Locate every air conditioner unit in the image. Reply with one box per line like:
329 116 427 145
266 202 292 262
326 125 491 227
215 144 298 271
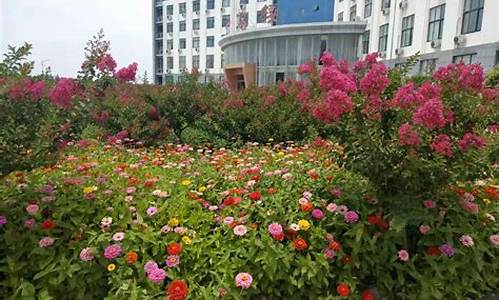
379 51 387 58
453 35 466 46
205 68 209 73
220 7 225 12
205 9 209 13
382 8 390 15
430 40 441 49
399 0 408 9
395 48 404 56
195 10 200 15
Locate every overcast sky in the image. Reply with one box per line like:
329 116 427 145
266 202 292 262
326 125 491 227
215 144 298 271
1 0 152 79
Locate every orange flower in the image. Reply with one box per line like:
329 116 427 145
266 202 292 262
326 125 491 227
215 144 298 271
126 251 138 264
329 240 341 251
300 201 313 212
294 238 309 251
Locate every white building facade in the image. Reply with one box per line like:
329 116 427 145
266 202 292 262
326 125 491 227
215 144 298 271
153 0 275 84
334 0 499 73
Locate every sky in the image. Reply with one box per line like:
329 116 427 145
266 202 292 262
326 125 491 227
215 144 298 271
0 0 152 80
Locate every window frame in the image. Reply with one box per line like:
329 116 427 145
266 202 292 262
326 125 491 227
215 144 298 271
179 21 186 32
338 12 344 22
349 5 357 21
362 30 370 54
364 0 372 18
206 54 215 69
207 17 215 29
381 0 391 10
378 23 389 52
206 36 215 47
452 53 477 64
427 4 445 41
193 19 200 30
461 0 484 34
400 14 414 47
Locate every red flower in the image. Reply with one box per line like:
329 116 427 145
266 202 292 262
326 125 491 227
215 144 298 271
41 219 56 230
362 289 376 300
223 196 241 206
251 175 260 181
166 280 188 300
367 215 381 225
272 232 285 241
267 187 277 195
329 241 341 251
300 201 313 212
293 238 309 251
377 220 389 230
167 243 182 255
248 191 261 201
426 246 441 256
336 283 350 297
485 187 498 200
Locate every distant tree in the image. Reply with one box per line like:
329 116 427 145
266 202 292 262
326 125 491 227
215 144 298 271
140 71 150 84
78 29 111 80
0 42 35 77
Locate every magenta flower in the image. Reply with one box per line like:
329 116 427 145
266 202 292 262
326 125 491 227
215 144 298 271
144 260 158 273
0 215 6 227
80 247 95 261
267 223 283 236
48 78 80 108
103 244 122 260
412 98 446 130
27 80 46 101
431 134 453 158
235 272 253 289
324 248 336 260
26 204 39 215
97 54 117 72
297 63 313 75
114 62 138 82
423 200 436 208
311 209 324 221
147 267 166 284
166 255 180 267
39 237 55 248
439 243 455 257
359 63 390 97
398 123 420 147
458 133 486 153
233 225 247 236
24 218 35 229
344 211 359 224
398 249 409 262
146 206 158 216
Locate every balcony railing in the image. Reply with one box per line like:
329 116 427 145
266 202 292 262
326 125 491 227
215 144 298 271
156 50 164 56
156 33 163 39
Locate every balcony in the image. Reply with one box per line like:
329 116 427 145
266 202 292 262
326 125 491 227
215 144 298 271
156 49 164 56
155 33 163 39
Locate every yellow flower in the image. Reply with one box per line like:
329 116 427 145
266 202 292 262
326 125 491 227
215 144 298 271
83 186 97 194
298 220 311 231
182 236 192 244
198 186 207 193
181 179 191 186
483 198 491 205
107 264 116 272
277 151 285 157
168 218 180 227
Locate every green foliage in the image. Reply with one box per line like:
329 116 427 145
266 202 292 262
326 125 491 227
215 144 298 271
0 42 35 77
78 29 111 81
485 66 499 87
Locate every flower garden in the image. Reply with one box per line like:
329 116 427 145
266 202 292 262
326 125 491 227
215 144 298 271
0 36 499 299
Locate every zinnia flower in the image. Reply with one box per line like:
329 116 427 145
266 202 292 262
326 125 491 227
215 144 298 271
144 260 158 274
398 249 409 262
235 272 253 289
167 279 189 300
267 223 283 236
166 255 180 267
147 267 166 284
26 204 39 215
146 206 158 216
79 247 94 261
311 209 324 220
39 237 55 248
489 234 499 246
112 232 125 241
233 225 247 236
167 242 182 255
298 219 310 231
439 243 455 257
104 244 122 260
294 238 309 251
419 224 431 235
459 235 474 247
344 211 359 224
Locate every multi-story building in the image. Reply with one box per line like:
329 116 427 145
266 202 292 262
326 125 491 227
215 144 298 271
152 0 275 84
334 0 499 73
276 0 334 25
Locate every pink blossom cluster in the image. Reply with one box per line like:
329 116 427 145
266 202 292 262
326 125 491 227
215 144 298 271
97 54 117 72
319 66 356 94
48 78 80 108
458 133 486 153
411 98 446 130
297 63 313 75
433 63 484 92
359 63 390 97
398 123 420 147
9 79 46 101
114 62 138 82
431 134 453 158
312 89 353 123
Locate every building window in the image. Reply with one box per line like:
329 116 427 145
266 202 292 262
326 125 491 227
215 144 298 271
179 56 186 70
275 72 285 82
167 22 173 33
166 5 174 15
419 58 437 74
362 30 370 54
179 3 186 14
167 57 174 69
222 15 230 27
193 37 200 49
319 38 327 65
193 19 200 30
257 10 265 23
240 0 249 4
207 0 215 9
364 0 372 18
207 17 215 28
207 36 215 47
206 55 214 68
496 51 499 66
193 0 200 12
222 0 230 8
401 14 414 47
462 0 483 34
350 5 357 21
338 12 343 21
180 38 186 49
179 21 186 32
453 53 477 64
427 4 445 41
221 54 224 67
192 55 200 69
378 24 389 52
381 0 390 10
166 39 173 50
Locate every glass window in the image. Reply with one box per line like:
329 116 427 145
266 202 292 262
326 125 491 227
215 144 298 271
221 54 224 68
193 0 200 12
419 58 437 74
193 37 200 49
381 0 391 9
192 55 200 69
378 23 389 52
362 30 370 54
179 21 186 32
275 72 285 82
167 57 174 69
462 0 483 34
222 0 230 8
350 5 357 21
257 10 265 23
180 38 186 49
167 22 173 33
207 17 215 28
222 15 230 27
207 36 214 47
240 0 249 4
166 5 174 15
427 4 445 41
207 0 215 9
206 55 214 68
364 0 372 18
193 19 200 30
179 3 186 14
166 39 173 50
319 38 327 65
338 12 344 21
452 53 477 64
179 56 186 70
401 14 414 47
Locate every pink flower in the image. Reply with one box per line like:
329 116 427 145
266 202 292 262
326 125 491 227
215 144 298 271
489 234 499 246
146 206 158 216
360 63 390 97
80 247 95 261
418 81 441 99
482 88 499 102
267 223 283 236
278 81 287 96
114 62 138 82
166 255 180 267
103 244 122 260
233 225 247 236
126 186 136 194
459 235 474 247
431 134 453 158
26 204 39 215
433 63 484 92
412 98 446 130
459 197 479 213
48 78 80 108
458 133 486 153
297 63 313 75
147 267 166 283
319 66 356 93
144 260 158 273
326 203 337 213
419 224 431 235
112 232 125 241
311 209 324 220
312 89 353 123
344 211 359 224
264 95 276 106
398 123 420 147
224 216 234 225
26 80 46 101
337 205 348 215
24 218 35 229
330 188 342 197
423 200 436 208
235 272 253 289
390 82 424 109
324 248 336 259
39 237 55 248
320 51 336 66
398 249 409 262
97 54 117 72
